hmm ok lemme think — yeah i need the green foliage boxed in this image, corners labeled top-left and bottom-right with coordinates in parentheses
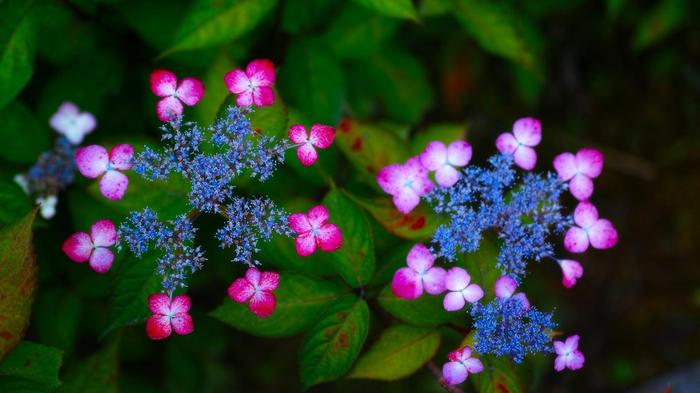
top-left (353, 0), bottom-right (418, 21)
top-left (471, 355), bottom-right (524, 393)
top-left (0, 102), bottom-right (51, 164)
top-left (0, 0), bottom-right (36, 110)
top-left (321, 3), bottom-right (400, 60)
top-left (58, 338), bottom-right (120, 393)
top-left (0, 341), bottom-right (63, 391)
top-left (377, 285), bottom-right (458, 327)
top-left (633, 0), bottom-right (686, 50)
top-left (0, 179), bottom-right (32, 226)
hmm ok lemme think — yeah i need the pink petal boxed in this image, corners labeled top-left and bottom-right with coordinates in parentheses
top-left (249, 291), bottom-right (276, 318)
top-left (377, 164), bottom-right (403, 195)
top-left (316, 223), bottom-right (342, 252)
top-left (170, 295), bottom-right (191, 314)
top-left (576, 148), bottom-right (603, 178)
top-left (307, 205), bottom-right (330, 227)
top-left (57, 102), bottom-right (79, 115)
top-left (228, 277), bottom-right (255, 303)
top-left (90, 219), bottom-right (117, 247)
top-left (236, 90), bottom-right (254, 106)
top-left (567, 350), bottom-right (585, 370)
top-left (156, 96), bottom-right (184, 123)
top-left (495, 132), bottom-right (518, 155)
top-left (554, 355), bottom-right (567, 372)
top-left (176, 77), bottom-right (204, 106)
top-left (295, 232), bottom-right (317, 256)
top-left (406, 243), bottom-right (435, 273)
top-left (553, 152), bottom-right (577, 181)
top-left (588, 219), bottom-right (618, 249)
top-left (288, 212), bottom-right (312, 234)
top-left (442, 362), bottom-right (468, 385)
top-left (393, 190), bottom-right (420, 214)
top-left (420, 141), bottom-right (447, 171)
top-left (89, 247), bottom-right (114, 273)
top-left (554, 340), bottom-right (566, 355)
top-left (146, 315), bottom-right (172, 340)
top-left (150, 69), bottom-right (177, 97)
top-left (258, 271), bottom-right (280, 291)
top-left (435, 165), bottom-right (461, 188)
top-left (569, 174), bottom-right (594, 201)
top-left (288, 124), bottom-right (309, 144)
top-left (513, 145), bottom-right (537, 170)
top-left (224, 69), bottom-right (250, 94)
top-left (443, 291), bottom-right (466, 312)
top-left (462, 284), bottom-right (484, 303)
top-left (512, 117), bottom-right (541, 146)
top-left (560, 259), bottom-right (583, 288)
top-left (245, 267), bottom-right (261, 286)
top-left (99, 170), bottom-right (129, 201)
top-left (445, 267), bottom-right (470, 291)
top-left (564, 335), bottom-right (580, 352)
top-left (422, 267), bottom-right (447, 295)
top-left (109, 144), bottom-right (134, 171)
top-left (148, 293), bottom-right (171, 314)
top-left (573, 201), bottom-right (599, 228)
top-left (252, 86), bottom-right (275, 106)
top-left (564, 227), bottom-right (589, 253)
top-left (512, 292), bottom-right (530, 310)
top-left (463, 358), bottom-right (483, 374)
top-left (171, 314), bottom-right (194, 335)
top-left (391, 267), bottom-right (423, 299)
top-left (494, 276), bottom-right (517, 299)
top-left (296, 143), bottom-right (318, 166)
top-left (62, 232), bottom-right (93, 262)
top-left (309, 124), bottom-right (335, 148)
top-left (75, 145), bottom-right (108, 178)
top-left (450, 346), bottom-right (471, 361)
top-left (246, 59), bottom-right (275, 87)
top-left (447, 141), bottom-right (472, 167)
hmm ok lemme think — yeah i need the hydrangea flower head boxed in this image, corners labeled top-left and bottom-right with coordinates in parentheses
top-left (288, 205), bottom-right (342, 257)
top-left (564, 201), bottom-right (618, 253)
top-left (62, 219), bottom-right (117, 273)
top-left (495, 117), bottom-right (542, 170)
top-left (150, 69), bottom-right (205, 122)
top-left (146, 294), bottom-right (194, 340)
top-left (224, 59), bottom-right (275, 107)
top-left (391, 243), bottom-right (446, 299)
top-left (559, 259), bottom-right (583, 288)
top-left (554, 335), bottom-right (585, 371)
top-left (443, 267), bottom-right (484, 311)
top-left (420, 140), bottom-right (472, 187)
top-left (75, 144), bottom-right (133, 200)
top-left (377, 157), bottom-right (433, 214)
top-left (553, 148), bottom-right (604, 200)
top-left (288, 124), bottom-right (335, 166)
top-left (49, 102), bottom-right (96, 145)
top-left (228, 267), bottom-right (280, 318)
top-left (442, 346), bottom-right (483, 386)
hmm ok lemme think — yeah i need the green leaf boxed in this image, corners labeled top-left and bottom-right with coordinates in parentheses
top-left (322, 189), bottom-right (375, 288)
top-left (162, 0), bottom-right (277, 56)
top-left (0, 209), bottom-right (37, 360)
top-left (471, 355), bottom-right (524, 393)
top-left (460, 237), bottom-right (500, 301)
top-left (410, 123), bottom-right (468, 155)
top-left (0, 101), bottom-right (51, 163)
top-left (299, 296), bottom-right (370, 390)
top-left (32, 288), bottom-right (81, 351)
top-left (0, 341), bottom-right (63, 391)
top-left (377, 285), bottom-right (459, 327)
top-left (353, 0), bottom-right (418, 20)
top-left (194, 51), bottom-right (236, 124)
top-left (249, 90), bottom-right (289, 139)
top-left (348, 325), bottom-right (440, 380)
top-left (0, 0), bottom-right (36, 110)
top-left (0, 178), bottom-right (32, 227)
top-left (372, 242), bottom-right (414, 287)
top-left (58, 338), bottom-right (119, 393)
top-left (210, 273), bottom-right (345, 337)
top-left (282, 0), bottom-right (340, 34)
top-left (633, 0), bottom-right (685, 50)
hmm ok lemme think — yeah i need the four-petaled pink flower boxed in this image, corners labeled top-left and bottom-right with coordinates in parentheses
top-left (495, 117), bottom-right (542, 170)
top-left (377, 157), bottom-right (433, 214)
top-left (391, 243), bottom-right (446, 299)
top-left (49, 102), bottom-right (96, 145)
top-left (442, 346), bottom-right (484, 385)
top-left (224, 59), bottom-right (275, 107)
top-left (559, 259), bottom-right (583, 288)
top-left (62, 219), bottom-right (117, 273)
top-left (553, 148), bottom-right (604, 201)
top-left (150, 69), bottom-right (205, 123)
top-left (146, 294), bottom-right (194, 340)
top-left (288, 205), bottom-right (342, 257)
top-left (554, 335), bottom-right (585, 372)
top-left (75, 144), bottom-right (133, 200)
top-left (443, 267), bottom-right (484, 311)
top-left (288, 124), bottom-right (335, 166)
top-left (564, 201), bottom-right (618, 253)
top-left (494, 275), bottom-right (530, 310)
top-left (228, 267), bottom-right (280, 318)
top-left (420, 140), bottom-right (472, 187)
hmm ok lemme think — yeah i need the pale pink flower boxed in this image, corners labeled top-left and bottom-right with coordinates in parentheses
top-left (62, 219), bottom-right (117, 273)
top-left (495, 117), bottom-right (542, 170)
top-left (559, 259), bottom-right (583, 288)
top-left (75, 144), bottom-right (133, 200)
top-left (564, 201), bottom-right (618, 253)
top-left (377, 157), bottom-right (433, 214)
top-left (391, 243), bottom-right (446, 299)
top-left (494, 275), bottom-right (530, 310)
top-left (228, 267), bottom-right (280, 318)
top-left (224, 59), bottom-right (275, 107)
top-left (146, 294), bottom-right (194, 340)
top-left (442, 267), bottom-right (484, 311)
top-left (553, 148), bottom-right (604, 201)
top-left (288, 205), bottom-right (342, 257)
top-left (50, 102), bottom-right (96, 145)
top-left (288, 124), bottom-right (335, 166)
top-left (150, 69), bottom-right (204, 122)
top-left (442, 346), bottom-right (484, 385)
top-left (554, 335), bottom-right (585, 371)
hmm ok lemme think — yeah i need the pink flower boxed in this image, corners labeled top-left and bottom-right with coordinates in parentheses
top-left (494, 275), bottom-right (530, 310)
top-left (75, 144), bottom-right (133, 200)
top-left (288, 124), bottom-right (335, 166)
top-left (420, 140), bottom-right (472, 187)
top-left (224, 59), bottom-right (275, 107)
top-left (288, 205), bottom-right (342, 257)
top-left (62, 219), bottom-right (117, 273)
top-left (564, 201), bottom-right (618, 253)
top-left (553, 148), bottom-right (604, 201)
top-left (559, 259), bottom-right (583, 288)
top-left (146, 294), bottom-right (194, 340)
top-left (391, 243), bottom-right (446, 299)
top-left (495, 117), bottom-right (542, 170)
top-left (377, 157), bottom-right (434, 214)
top-left (228, 267), bottom-right (280, 318)
top-left (49, 102), bottom-right (96, 145)
top-left (442, 346), bottom-right (483, 385)
top-left (150, 69), bottom-right (204, 123)
top-left (443, 267), bottom-right (484, 311)
top-left (554, 335), bottom-right (585, 372)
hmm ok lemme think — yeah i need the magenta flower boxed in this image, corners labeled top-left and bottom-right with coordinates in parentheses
top-left (62, 219), bottom-right (117, 273)
top-left (553, 148), bottom-right (604, 201)
top-left (49, 102), bottom-right (96, 145)
top-left (559, 259), bottom-right (583, 288)
top-left (554, 335), bottom-right (585, 372)
top-left (228, 267), bottom-right (280, 318)
top-left (224, 59), bottom-right (275, 107)
top-left (288, 205), bottom-right (342, 257)
top-left (288, 124), bottom-right (335, 166)
top-left (495, 117), bottom-right (542, 170)
top-left (442, 346), bottom-right (484, 385)
top-left (150, 69), bottom-right (204, 123)
top-left (146, 294), bottom-right (194, 340)
top-left (377, 157), bottom-right (434, 214)
top-left (420, 140), bottom-right (472, 187)
top-left (494, 275), bottom-right (530, 310)
top-left (391, 243), bottom-right (446, 299)
top-left (564, 201), bottom-right (618, 253)
top-left (75, 144), bottom-right (133, 200)
top-left (443, 267), bottom-right (484, 311)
